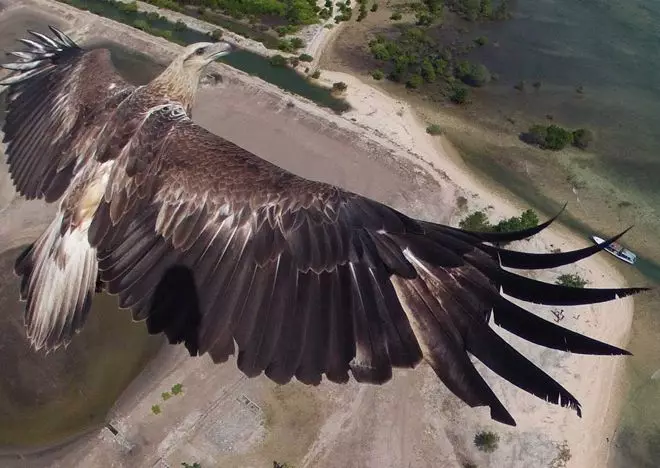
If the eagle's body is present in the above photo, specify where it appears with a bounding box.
[0,27,648,426]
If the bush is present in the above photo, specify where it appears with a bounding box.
[299,53,314,62]
[426,124,443,135]
[332,81,348,92]
[151,405,161,415]
[118,1,138,13]
[371,3,379,11]
[391,12,402,20]
[181,463,201,468]
[493,209,539,233]
[162,392,171,400]
[455,61,491,87]
[289,57,300,67]
[556,273,588,288]
[270,55,288,67]
[210,29,223,40]
[171,383,184,395]
[474,431,499,453]
[290,37,305,49]
[572,128,593,150]
[450,85,469,104]
[475,36,488,46]
[311,70,321,79]
[371,69,384,80]
[459,211,491,232]
[132,19,149,31]
[523,124,574,150]
[545,124,574,150]
[406,74,423,89]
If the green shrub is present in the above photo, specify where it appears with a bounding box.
[572,128,593,150]
[391,12,402,20]
[544,124,574,150]
[555,273,588,288]
[332,81,348,92]
[426,124,443,135]
[474,431,499,453]
[475,36,488,46]
[450,85,469,104]
[210,29,223,40]
[371,3,379,11]
[406,74,423,89]
[311,70,321,79]
[290,37,305,49]
[459,211,491,232]
[270,54,288,67]
[299,53,314,62]
[371,69,384,80]
[171,383,183,395]
[162,392,171,401]
[151,405,161,415]
[493,209,539,232]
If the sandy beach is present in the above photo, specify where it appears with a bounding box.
[0,1,636,467]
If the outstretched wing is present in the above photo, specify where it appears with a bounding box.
[85,103,647,425]
[0,26,134,202]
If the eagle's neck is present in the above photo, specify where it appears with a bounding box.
[146,62,200,113]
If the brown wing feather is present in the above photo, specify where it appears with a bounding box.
[88,104,645,426]
[1,27,134,201]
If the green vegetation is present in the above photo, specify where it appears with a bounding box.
[182,463,202,468]
[474,35,488,46]
[555,273,588,289]
[332,81,348,92]
[459,211,491,231]
[445,0,511,21]
[162,391,172,401]
[273,462,293,468]
[459,209,539,233]
[474,430,499,452]
[371,69,385,80]
[572,128,594,149]
[270,54,289,67]
[151,404,162,415]
[523,124,593,151]
[426,124,443,135]
[311,70,321,78]
[390,12,403,21]
[367,22,492,103]
[171,383,184,395]
[371,3,379,12]
[450,85,470,104]
[299,53,314,62]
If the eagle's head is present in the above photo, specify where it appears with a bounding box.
[149,40,233,112]
[179,41,233,71]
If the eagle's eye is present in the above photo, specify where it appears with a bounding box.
[195,47,206,56]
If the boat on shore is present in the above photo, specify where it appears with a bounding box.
[591,235,637,265]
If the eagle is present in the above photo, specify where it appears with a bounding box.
[0,26,647,426]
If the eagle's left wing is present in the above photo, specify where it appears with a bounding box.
[83,103,645,425]
[1,26,135,202]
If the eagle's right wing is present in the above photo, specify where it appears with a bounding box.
[0,26,134,202]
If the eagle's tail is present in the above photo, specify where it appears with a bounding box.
[15,212,98,352]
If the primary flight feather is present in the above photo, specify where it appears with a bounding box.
[0,26,648,426]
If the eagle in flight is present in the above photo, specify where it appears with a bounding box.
[0,27,647,426]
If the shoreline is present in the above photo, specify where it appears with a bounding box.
[0,1,637,466]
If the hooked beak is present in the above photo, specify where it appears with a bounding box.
[206,41,233,61]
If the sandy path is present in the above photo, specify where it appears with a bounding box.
[0,1,635,467]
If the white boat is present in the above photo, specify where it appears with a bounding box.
[591,235,637,265]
